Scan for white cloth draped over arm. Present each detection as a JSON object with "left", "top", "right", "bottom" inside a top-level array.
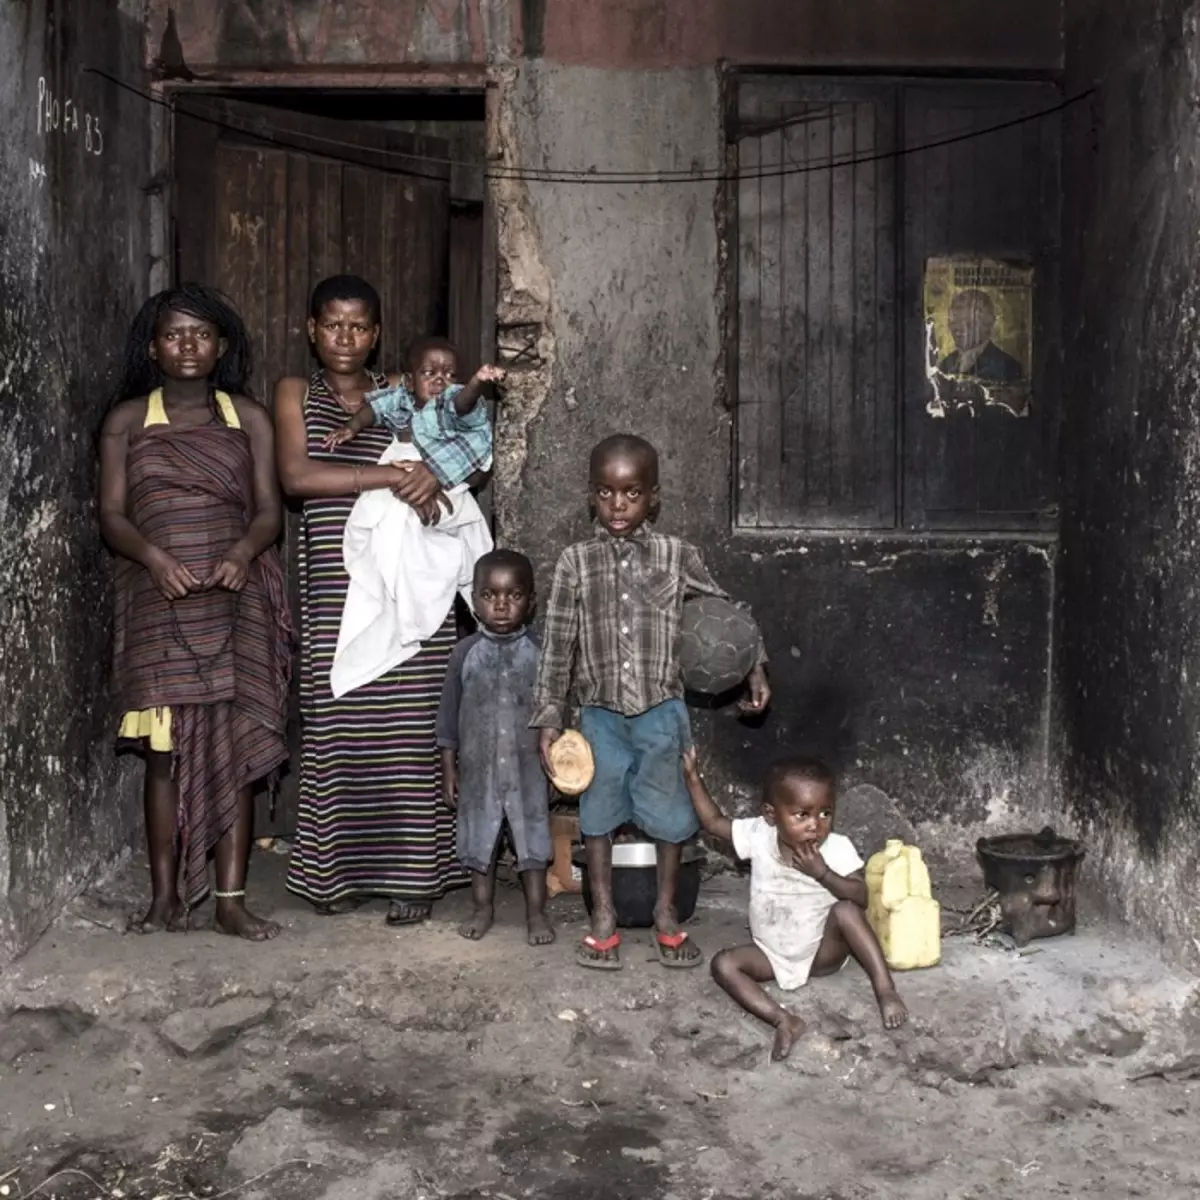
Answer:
[{"left": 330, "top": 440, "right": 492, "bottom": 698}]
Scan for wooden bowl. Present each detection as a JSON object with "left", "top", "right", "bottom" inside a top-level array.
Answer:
[{"left": 547, "top": 730, "right": 595, "bottom": 796}]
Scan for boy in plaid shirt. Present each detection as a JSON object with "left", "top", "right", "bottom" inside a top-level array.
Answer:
[{"left": 532, "top": 434, "right": 769, "bottom": 971}]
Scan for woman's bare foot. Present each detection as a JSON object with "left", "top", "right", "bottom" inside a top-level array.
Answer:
[
  {"left": 877, "top": 989, "right": 908, "bottom": 1030},
  {"left": 771, "top": 1012, "right": 807, "bottom": 1061},
  {"left": 214, "top": 899, "right": 281, "bottom": 941},
  {"left": 527, "top": 912, "right": 556, "bottom": 946},
  {"left": 459, "top": 904, "right": 495, "bottom": 940},
  {"left": 128, "top": 896, "right": 184, "bottom": 934}
]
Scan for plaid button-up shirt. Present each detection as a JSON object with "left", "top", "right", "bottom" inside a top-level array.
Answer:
[
  {"left": 530, "top": 526, "right": 767, "bottom": 728},
  {"left": 366, "top": 382, "right": 492, "bottom": 489}
]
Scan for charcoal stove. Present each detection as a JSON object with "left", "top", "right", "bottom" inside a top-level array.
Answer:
[{"left": 975, "top": 826, "right": 1085, "bottom": 946}]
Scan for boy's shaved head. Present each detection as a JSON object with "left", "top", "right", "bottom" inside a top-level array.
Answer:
[
  {"left": 589, "top": 434, "right": 659, "bottom": 483},
  {"left": 474, "top": 548, "right": 534, "bottom": 591}
]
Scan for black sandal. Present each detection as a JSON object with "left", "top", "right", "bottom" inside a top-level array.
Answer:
[
  {"left": 386, "top": 900, "right": 432, "bottom": 926},
  {"left": 313, "top": 896, "right": 369, "bottom": 917}
]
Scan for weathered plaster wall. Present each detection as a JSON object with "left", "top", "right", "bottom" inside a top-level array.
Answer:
[
  {"left": 0, "top": 0, "right": 147, "bottom": 960},
  {"left": 145, "top": 0, "right": 1061, "bottom": 72},
  {"left": 1057, "top": 0, "right": 1200, "bottom": 958},
  {"left": 495, "top": 62, "right": 1056, "bottom": 829}
]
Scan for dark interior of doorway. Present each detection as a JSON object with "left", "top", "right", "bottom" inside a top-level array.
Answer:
[
  {"left": 172, "top": 87, "right": 491, "bottom": 838},
  {"left": 173, "top": 88, "right": 490, "bottom": 387},
  {"left": 215, "top": 88, "right": 489, "bottom": 372}
]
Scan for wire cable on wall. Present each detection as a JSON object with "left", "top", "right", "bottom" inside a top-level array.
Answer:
[{"left": 84, "top": 66, "right": 1093, "bottom": 188}]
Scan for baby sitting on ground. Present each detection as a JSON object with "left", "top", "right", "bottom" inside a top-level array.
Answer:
[{"left": 683, "top": 748, "right": 908, "bottom": 1061}]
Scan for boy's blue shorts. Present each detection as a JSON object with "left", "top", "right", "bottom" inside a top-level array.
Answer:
[{"left": 578, "top": 699, "right": 699, "bottom": 844}]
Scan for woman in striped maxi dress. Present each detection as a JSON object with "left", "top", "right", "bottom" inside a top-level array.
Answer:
[{"left": 275, "top": 275, "right": 466, "bottom": 924}]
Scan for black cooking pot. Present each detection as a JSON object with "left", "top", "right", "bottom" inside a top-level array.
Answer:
[{"left": 572, "top": 840, "right": 705, "bottom": 928}]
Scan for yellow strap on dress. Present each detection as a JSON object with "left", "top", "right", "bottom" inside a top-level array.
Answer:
[
  {"left": 143, "top": 387, "right": 240, "bottom": 428},
  {"left": 119, "top": 707, "right": 173, "bottom": 753},
  {"left": 121, "top": 388, "right": 240, "bottom": 749}
]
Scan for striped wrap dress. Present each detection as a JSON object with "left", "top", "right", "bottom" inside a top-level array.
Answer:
[
  {"left": 112, "top": 389, "right": 292, "bottom": 907},
  {"left": 285, "top": 369, "right": 466, "bottom": 905}
]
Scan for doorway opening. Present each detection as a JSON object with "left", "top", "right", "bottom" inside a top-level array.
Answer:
[{"left": 171, "top": 88, "right": 492, "bottom": 837}]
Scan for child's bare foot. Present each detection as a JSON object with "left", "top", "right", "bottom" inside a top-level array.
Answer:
[
  {"left": 459, "top": 904, "right": 494, "bottom": 940},
  {"left": 214, "top": 900, "right": 281, "bottom": 941},
  {"left": 128, "top": 896, "right": 183, "bottom": 934},
  {"left": 877, "top": 989, "right": 908, "bottom": 1030},
  {"left": 771, "top": 1012, "right": 807, "bottom": 1061},
  {"left": 527, "top": 912, "right": 556, "bottom": 946}
]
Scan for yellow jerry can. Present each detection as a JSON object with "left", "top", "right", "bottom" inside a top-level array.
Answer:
[{"left": 865, "top": 839, "right": 941, "bottom": 970}]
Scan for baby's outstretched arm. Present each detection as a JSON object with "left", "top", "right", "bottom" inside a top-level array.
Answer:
[
  {"left": 682, "top": 748, "right": 733, "bottom": 842},
  {"left": 453, "top": 364, "right": 507, "bottom": 414}
]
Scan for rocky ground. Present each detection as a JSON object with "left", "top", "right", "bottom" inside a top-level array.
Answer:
[{"left": 1, "top": 848, "right": 1199, "bottom": 1200}]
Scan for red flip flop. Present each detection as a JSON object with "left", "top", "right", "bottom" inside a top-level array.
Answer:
[
  {"left": 577, "top": 932, "right": 622, "bottom": 971},
  {"left": 655, "top": 930, "right": 704, "bottom": 969}
]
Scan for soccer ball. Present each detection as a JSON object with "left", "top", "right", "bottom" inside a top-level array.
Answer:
[{"left": 676, "top": 596, "right": 760, "bottom": 696}]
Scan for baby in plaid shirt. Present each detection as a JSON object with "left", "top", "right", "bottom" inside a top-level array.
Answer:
[
  {"left": 325, "top": 336, "right": 502, "bottom": 486},
  {"left": 532, "top": 434, "right": 770, "bottom": 972}
]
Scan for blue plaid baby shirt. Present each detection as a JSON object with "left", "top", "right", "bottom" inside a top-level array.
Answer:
[{"left": 366, "top": 382, "right": 493, "bottom": 489}]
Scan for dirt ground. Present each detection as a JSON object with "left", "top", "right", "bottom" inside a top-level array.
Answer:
[{"left": 2, "top": 849, "right": 1199, "bottom": 1200}]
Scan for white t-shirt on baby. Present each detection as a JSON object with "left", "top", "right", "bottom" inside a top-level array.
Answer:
[{"left": 730, "top": 818, "right": 865, "bottom": 991}]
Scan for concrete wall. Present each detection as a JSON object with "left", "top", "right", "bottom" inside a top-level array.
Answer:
[
  {"left": 0, "top": 0, "right": 148, "bottom": 960},
  {"left": 141, "top": 0, "right": 1064, "bottom": 840},
  {"left": 1057, "top": 0, "right": 1200, "bottom": 958},
  {"left": 146, "top": 0, "right": 1061, "bottom": 71},
  {"left": 493, "top": 62, "right": 1057, "bottom": 831}
]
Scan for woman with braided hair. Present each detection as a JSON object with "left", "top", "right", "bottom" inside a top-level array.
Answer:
[{"left": 99, "top": 283, "right": 292, "bottom": 940}]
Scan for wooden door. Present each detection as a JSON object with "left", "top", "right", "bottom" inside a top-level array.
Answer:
[{"left": 173, "top": 96, "right": 452, "bottom": 836}]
